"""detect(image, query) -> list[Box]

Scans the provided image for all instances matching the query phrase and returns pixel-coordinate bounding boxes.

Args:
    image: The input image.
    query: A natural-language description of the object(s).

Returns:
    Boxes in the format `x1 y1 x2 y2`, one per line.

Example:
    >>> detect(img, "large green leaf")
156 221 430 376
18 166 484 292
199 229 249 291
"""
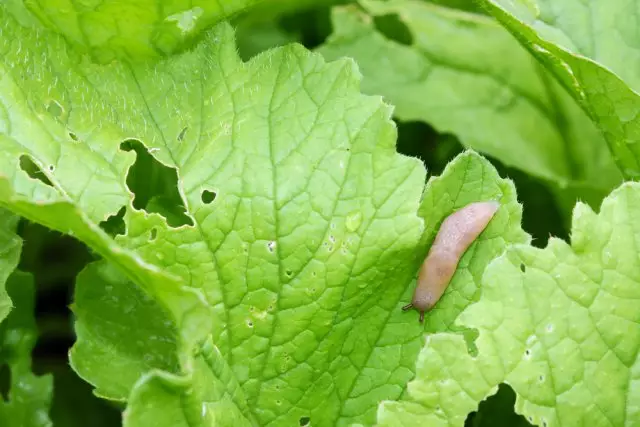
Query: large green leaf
0 272 53 427
0 4 532 423
317 0 622 194
480 0 640 178
379 181 640 427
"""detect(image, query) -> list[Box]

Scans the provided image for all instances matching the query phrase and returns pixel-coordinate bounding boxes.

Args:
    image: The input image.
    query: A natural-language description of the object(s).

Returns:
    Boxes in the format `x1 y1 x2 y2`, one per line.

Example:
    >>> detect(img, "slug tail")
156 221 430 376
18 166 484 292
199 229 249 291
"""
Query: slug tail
419 311 425 323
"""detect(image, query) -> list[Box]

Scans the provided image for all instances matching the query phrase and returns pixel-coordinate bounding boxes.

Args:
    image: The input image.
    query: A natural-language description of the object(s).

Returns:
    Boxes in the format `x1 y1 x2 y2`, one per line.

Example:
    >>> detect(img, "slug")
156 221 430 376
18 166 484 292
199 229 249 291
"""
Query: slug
403 201 500 322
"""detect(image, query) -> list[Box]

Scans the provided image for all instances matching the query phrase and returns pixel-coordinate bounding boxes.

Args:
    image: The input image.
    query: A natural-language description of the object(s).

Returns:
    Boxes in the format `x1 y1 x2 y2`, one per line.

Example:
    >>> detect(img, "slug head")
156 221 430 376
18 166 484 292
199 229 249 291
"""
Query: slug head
402 303 426 322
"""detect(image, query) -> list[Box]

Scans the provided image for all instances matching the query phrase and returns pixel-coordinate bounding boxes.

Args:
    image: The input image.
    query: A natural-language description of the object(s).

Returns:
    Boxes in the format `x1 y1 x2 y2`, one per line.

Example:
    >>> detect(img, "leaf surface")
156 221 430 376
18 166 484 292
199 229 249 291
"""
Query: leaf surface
318 0 622 193
379 181 640 427
6 0 263 62
481 0 640 178
0 4 535 423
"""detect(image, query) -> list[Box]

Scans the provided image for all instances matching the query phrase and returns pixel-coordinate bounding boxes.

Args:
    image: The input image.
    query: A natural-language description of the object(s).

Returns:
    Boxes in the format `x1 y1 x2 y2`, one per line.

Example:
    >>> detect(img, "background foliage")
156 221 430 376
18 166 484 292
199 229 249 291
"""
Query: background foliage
0 0 638 426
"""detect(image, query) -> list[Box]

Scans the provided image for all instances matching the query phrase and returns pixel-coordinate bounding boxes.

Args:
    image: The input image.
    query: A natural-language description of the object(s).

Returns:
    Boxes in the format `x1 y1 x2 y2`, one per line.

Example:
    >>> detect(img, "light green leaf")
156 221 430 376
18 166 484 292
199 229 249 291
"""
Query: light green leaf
414 151 530 335
0 4 533 424
0 5 213 395
480 0 640 178
7 0 263 62
331 151 528 426
123 338 255 427
317 1 622 193
379 181 640 427
0 271 53 427
72 262 255 426
0 209 21 322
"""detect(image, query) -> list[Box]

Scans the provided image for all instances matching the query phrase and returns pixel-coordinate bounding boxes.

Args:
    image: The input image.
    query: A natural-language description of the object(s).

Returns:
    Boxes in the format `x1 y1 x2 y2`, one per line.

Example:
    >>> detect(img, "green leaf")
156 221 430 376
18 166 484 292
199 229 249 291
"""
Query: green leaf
480 0 640 179
414 152 530 337
317 1 622 194
0 4 533 423
326 151 529 426
0 209 21 322
379 181 640 426
124 338 255 427
0 271 53 427
70 261 185 401
7 0 263 62
72 261 255 426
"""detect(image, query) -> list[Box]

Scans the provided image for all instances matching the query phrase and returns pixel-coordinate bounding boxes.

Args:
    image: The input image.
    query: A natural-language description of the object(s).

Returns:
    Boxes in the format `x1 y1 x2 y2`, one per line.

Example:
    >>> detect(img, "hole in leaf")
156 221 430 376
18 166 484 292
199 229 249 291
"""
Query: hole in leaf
201 190 216 204
99 206 126 237
0 364 10 401
177 126 188 142
373 13 413 46
299 416 310 426
149 228 158 241
48 164 55 172
285 269 293 277
19 155 53 187
120 139 193 228
69 131 78 141
520 263 526 272
279 7 333 50
464 383 533 427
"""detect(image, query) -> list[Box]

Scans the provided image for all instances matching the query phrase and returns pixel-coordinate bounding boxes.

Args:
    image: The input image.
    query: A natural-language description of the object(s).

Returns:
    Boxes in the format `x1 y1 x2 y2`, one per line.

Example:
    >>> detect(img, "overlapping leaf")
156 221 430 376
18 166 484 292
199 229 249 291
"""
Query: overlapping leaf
318 0 622 194
480 0 640 178
379 182 640 427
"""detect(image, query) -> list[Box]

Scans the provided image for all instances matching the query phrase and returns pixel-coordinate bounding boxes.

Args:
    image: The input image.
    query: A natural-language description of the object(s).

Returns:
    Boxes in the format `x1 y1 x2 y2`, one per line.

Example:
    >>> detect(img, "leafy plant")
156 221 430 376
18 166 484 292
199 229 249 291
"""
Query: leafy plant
0 0 638 426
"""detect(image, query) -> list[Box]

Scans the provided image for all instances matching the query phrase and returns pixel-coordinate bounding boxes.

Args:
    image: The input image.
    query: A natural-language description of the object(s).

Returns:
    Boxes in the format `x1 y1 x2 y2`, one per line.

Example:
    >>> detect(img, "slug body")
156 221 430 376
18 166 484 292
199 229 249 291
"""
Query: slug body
403 201 500 322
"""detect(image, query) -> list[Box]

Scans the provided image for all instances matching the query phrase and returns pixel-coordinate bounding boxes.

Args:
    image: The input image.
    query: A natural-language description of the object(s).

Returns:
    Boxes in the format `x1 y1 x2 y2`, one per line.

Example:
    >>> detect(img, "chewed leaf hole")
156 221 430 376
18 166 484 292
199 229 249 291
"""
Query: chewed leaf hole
520 263 526 272
99 206 126 237
149 228 158 241
69 131 78 141
120 139 193 228
465 383 534 427
201 190 216 204
0 364 10 401
373 13 413 46
299 416 310 426
19 155 53 187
